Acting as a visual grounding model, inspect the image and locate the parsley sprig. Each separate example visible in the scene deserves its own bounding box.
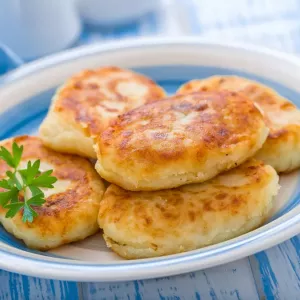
[0,143,57,222]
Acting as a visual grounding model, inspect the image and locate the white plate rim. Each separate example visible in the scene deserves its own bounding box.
[0,37,300,282]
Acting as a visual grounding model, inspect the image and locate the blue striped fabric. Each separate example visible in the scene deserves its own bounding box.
[187,0,300,53]
[3,0,299,66]
[74,0,300,54]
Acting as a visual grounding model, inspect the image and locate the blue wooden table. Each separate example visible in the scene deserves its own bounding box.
[2,0,300,299]
[1,236,300,299]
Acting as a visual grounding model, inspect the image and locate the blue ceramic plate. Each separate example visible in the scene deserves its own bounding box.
[0,38,300,281]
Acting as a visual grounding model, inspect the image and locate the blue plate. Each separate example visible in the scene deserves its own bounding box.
[0,39,300,281]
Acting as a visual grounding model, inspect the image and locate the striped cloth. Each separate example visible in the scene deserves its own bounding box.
[77,0,300,54]
[1,0,300,74]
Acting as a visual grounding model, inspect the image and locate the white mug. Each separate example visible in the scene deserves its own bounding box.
[77,0,161,26]
[0,0,81,60]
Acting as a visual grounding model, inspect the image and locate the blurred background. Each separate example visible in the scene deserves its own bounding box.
[0,0,299,66]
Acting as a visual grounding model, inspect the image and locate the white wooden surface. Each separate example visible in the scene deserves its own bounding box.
[79,235,300,299]
[1,235,300,299]
[81,259,259,300]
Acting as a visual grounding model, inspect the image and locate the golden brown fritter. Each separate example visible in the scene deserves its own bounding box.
[95,91,269,191]
[39,66,166,158]
[177,76,300,172]
[0,136,105,250]
[98,159,279,259]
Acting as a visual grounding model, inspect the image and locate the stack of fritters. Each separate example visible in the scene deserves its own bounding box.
[0,67,166,250]
[177,76,300,173]
[3,67,300,259]
[94,88,279,258]
[40,66,166,158]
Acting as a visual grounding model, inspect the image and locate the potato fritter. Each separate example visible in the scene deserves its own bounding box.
[177,76,300,172]
[95,91,268,191]
[39,67,166,158]
[0,136,105,250]
[98,159,279,259]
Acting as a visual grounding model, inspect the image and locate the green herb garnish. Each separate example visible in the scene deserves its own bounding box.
[0,142,57,222]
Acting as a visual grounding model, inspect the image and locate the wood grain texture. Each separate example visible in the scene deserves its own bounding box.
[0,270,79,300]
[249,235,300,300]
[2,236,300,299]
[82,259,259,300]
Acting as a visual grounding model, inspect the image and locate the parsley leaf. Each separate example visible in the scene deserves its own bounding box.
[22,203,38,223]
[6,170,22,190]
[27,194,46,206]
[31,170,57,188]
[0,142,57,222]
[12,143,23,168]
[10,192,19,204]
[4,202,23,218]
[19,160,41,186]
[0,146,15,168]
[0,142,23,168]
[0,188,18,206]
[28,185,44,197]
[0,179,10,189]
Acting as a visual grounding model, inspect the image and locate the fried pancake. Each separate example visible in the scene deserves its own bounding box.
[95,91,269,191]
[98,159,279,259]
[0,136,105,250]
[177,76,300,172]
[39,67,166,158]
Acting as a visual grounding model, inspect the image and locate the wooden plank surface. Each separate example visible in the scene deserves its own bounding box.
[249,235,300,300]
[1,236,300,300]
[81,258,259,300]
[0,270,79,300]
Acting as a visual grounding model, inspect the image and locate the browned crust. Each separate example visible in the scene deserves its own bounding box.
[98,159,278,258]
[99,160,269,229]
[98,91,265,167]
[0,136,104,240]
[177,76,299,139]
[54,66,166,137]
